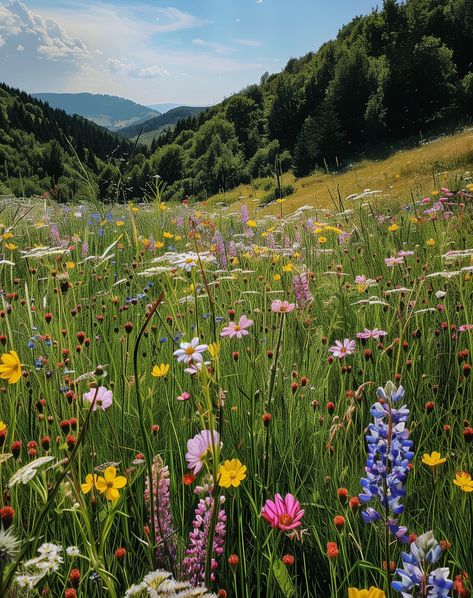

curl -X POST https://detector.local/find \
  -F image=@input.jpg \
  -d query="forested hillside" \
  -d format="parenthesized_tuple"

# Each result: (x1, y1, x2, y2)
(0, 83, 145, 201)
(1, 0, 472, 203)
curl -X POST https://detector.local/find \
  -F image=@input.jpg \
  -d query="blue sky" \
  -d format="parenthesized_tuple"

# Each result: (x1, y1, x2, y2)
(0, 0, 380, 105)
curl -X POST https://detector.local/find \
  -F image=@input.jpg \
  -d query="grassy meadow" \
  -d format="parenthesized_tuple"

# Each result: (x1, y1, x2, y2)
(0, 168, 472, 597)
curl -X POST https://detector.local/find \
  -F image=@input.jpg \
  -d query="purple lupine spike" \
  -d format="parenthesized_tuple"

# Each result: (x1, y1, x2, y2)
(180, 492, 226, 586)
(81, 242, 88, 257)
(145, 455, 176, 567)
(240, 204, 249, 224)
(212, 230, 227, 268)
(359, 381, 413, 543)
(292, 272, 313, 308)
(267, 233, 275, 249)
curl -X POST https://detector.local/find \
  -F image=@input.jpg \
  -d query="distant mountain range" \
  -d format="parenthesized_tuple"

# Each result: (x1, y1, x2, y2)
(118, 106, 208, 142)
(32, 92, 160, 131)
(147, 103, 182, 113)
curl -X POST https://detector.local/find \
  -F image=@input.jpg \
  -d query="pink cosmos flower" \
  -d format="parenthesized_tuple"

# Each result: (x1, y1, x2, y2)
(385, 256, 404, 267)
(261, 493, 304, 531)
(459, 324, 473, 332)
(83, 386, 113, 411)
(177, 391, 191, 401)
(397, 250, 414, 257)
(329, 339, 356, 358)
(173, 337, 208, 365)
(220, 315, 253, 339)
(184, 361, 210, 375)
(356, 328, 387, 340)
(271, 300, 296, 313)
(185, 430, 221, 474)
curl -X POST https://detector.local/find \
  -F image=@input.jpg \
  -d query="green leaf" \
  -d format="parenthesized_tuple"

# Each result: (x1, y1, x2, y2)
(273, 559, 297, 598)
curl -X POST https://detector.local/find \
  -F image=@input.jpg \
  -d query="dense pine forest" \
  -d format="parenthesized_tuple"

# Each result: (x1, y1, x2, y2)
(1, 0, 473, 203)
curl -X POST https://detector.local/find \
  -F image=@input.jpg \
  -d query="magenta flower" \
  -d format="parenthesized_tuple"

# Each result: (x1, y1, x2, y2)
(271, 300, 296, 313)
(177, 391, 191, 401)
(329, 338, 356, 358)
(356, 328, 387, 340)
(220, 315, 253, 339)
(83, 386, 113, 411)
(459, 324, 473, 332)
(261, 493, 304, 531)
(173, 337, 208, 365)
(185, 430, 221, 474)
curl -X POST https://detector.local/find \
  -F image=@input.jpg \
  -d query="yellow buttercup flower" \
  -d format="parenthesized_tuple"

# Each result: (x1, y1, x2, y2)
(453, 472, 473, 492)
(155, 241, 164, 249)
(318, 236, 327, 244)
(422, 451, 447, 467)
(247, 220, 257, 228)
(175, 235, 182, 241)
(163, 232, 174, 239)
(426, 238, 436, 247)
(208, 342, 220, 359)
(218, 459, 247, 488)
(4, 243, 16, 250)
(348, 588, 386, 598)
(283, 263, 293, 273)
(116, 221, 125, 227)
(0, 420, 7, 433)
(2, 232, 13, 239)
(388, 224, 399, 232)
(273, 274, 281, 282)
(95, 466, 127, 501)
(151, 363, 170, 378)
(0, 351, 22, 384)
(159, 202, 167, 211)
(66, 261, 75, 270)
(81, 473, 98, 494)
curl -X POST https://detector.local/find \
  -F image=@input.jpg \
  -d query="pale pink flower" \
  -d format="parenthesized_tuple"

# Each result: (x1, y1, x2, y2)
(173, 337, 208, 365)
(186, 430, 221, 474)
(177, 391, 191, 401)
(385, 256, 404, 267)
(220, 315, 253, 339)
(459, 324, 473, 332)
(356, 328, 387, 340)
(83, 386, 113, 411)
(271, 300, 296, 313)
(329, 339, 356, 358)
(261, 493, 304, 531)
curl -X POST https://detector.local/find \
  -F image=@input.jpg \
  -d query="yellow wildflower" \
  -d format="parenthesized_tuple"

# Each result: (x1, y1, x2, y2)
(81, 473, 98, 495)
(247, 220, 257, 228)
(453, 472, 473, 492)
(348, 589, 385, 598)
(318, 236, 327, 244)
(151, 364, 170, 378)
(4, 243, 16, 250)
(283, 263, 293, 273)
(163, 232, 173, 239)
(388, 224, 399, 232)
(273, 274, 281, 282)
(66, 261, 75, 270)
(426, 238, 436, 247)
(116, 221, 125, 227)
(421, 451, 447, 467)
(218, 459, 247, 488)
(208, 342, 220, 359)
(0, 421, 7, 433)
(95, 466, 127, 501)
(0, 351, 22, 384)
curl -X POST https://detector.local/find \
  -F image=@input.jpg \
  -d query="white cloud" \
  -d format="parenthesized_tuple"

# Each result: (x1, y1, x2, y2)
(107, 57, 132, 73)
(0, 36, 5, 48)
(16, 44, 24, 51)
(192, 38, 231, 54)
(131, 65, 170, 78)
(153, 7, 207, 33)
(235, 38, 262, 48)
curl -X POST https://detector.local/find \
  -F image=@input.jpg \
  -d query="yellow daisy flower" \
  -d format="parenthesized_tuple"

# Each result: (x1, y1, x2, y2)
(95, 466, 127, 501)
(0, 351, 22, 384)
(218, 459, 247, 488)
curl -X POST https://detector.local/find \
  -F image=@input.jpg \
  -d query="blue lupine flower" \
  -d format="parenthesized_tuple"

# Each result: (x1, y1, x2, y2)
(392, 531, 453, 597)
(160, 337, 168, 344)
(359, 381, 412, 543)
(27, 340, 35, 349)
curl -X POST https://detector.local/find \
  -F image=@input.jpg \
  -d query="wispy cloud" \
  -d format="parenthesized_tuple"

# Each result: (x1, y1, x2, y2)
(154, 7, 208, 33)
(192, 38, 232, 54)
(235, 38, 262, 48)
(130, 65, 170, 78)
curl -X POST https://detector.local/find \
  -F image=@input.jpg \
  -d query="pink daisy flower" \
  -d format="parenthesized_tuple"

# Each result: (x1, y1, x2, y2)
(83, 386, 113, 411)
(329, 339, 356, 358)
(261, 493, 304, 531)
(356, 328, 387, 340)
(185, 430, 221, 474)
(271, 300, 296, 313)
(220, 315, 254, 339)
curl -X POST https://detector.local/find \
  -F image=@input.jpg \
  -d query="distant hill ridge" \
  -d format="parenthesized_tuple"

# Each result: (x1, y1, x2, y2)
(32, 92, 160, 131)
(118, 106, 208, 140)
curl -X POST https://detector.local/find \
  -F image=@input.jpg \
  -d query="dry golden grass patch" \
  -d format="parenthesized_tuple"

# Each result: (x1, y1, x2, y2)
(206, 128, 473, 216)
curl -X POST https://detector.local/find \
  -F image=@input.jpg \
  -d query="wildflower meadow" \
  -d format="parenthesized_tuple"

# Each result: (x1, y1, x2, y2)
(0, 182, 472, 597)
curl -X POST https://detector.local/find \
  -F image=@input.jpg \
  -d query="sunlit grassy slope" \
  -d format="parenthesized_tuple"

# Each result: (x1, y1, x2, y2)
(207, 128, 473, 215)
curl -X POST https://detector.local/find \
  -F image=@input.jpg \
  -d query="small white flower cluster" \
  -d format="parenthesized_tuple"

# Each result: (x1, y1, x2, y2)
(8, 456, 55, 487)
(124, 568, 216, 598)
(15, 542, 70, 590)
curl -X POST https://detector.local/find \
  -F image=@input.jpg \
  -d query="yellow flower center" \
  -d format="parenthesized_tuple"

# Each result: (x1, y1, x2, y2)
(185, 346, 196, 355)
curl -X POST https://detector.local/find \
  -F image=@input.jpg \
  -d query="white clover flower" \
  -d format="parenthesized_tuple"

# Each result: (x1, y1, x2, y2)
(66, 546, 81, 557)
